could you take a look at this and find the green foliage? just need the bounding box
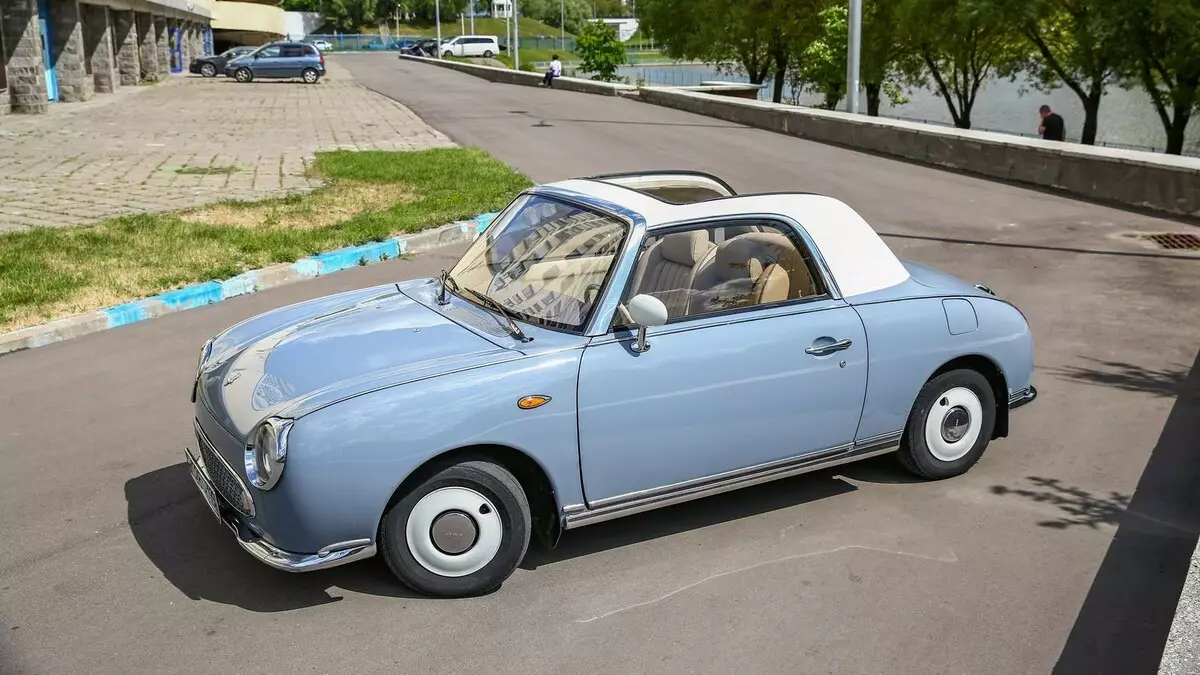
[576,21,627,81]
[323,0,382,31]
[897,0,1028,128]
[792,3,847,109]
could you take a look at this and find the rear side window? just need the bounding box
[280,45,305,58]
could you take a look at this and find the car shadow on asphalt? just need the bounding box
[520,470,860,570]
[124,463,424,612]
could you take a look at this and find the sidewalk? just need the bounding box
[0,58,452,233]
[1161,541,1200,674]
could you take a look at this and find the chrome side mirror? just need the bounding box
[626,294,668,353]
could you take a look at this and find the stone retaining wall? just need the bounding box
[397,54,636,97]
[638,87,1200,218]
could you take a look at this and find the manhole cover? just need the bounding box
[1142,233,1200,250]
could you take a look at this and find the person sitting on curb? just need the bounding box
[542,55,563,87]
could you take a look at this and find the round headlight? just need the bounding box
[245,417,291,490]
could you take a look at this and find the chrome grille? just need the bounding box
[195,420,254,518]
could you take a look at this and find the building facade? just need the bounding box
[0,0,216,114]
[0,0,286,114]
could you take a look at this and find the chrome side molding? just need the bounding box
[562,431,904,530]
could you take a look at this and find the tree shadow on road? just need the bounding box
[124,463,422,613]
[1049,346,1200,674]
[1046,357,1188,399]
[990,477,1131,530]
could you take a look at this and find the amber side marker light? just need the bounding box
[517,395,551,410]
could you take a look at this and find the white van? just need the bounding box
[441,35,500,58]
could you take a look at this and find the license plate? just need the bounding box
[187,450,223,523]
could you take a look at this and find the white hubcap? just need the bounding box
[406,487,502,577]
[924,386,983,462]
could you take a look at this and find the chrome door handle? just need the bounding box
[805,339,853,356]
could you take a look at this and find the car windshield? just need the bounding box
[447,194,628,332]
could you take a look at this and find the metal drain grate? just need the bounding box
[1143,233,1200,250]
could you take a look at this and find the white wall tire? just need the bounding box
[899,369,997,479]
[380,460,530,597]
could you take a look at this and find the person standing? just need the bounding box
[1038,105,1066,141]
[542,55,562,87]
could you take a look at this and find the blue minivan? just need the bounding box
[225,41,326,84]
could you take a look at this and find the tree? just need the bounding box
[1104,0,1200,155]
[898,0,1026,129]
[576,20,627,81]
[791,2,847,109]
[978,0,1123,145]
[323,0,382,31]
[637,0,772,86]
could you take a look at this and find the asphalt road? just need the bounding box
[2,54,1199,675]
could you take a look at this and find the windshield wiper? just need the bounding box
[439,271,532,343]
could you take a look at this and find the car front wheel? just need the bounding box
[380,460,531,597]
[200,63,216,77]
[302,68,320,84]
[897,368,996,479]
[234,67,253,83]
[443,50,453,58]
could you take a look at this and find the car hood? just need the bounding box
[199,283,517,439]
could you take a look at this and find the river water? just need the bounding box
[609,63,1200,156]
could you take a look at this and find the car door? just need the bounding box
[576,219,869,506]
[250,44,282,77]
[278,44,305,76]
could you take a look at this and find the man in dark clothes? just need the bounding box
[1038,105,1066,141]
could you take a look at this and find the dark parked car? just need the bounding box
[401,38,439,57]
[189,46,256,78]
[225,42,326,84]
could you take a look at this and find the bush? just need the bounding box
[576,21,626,82]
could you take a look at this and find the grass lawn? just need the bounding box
[0,148,532,333]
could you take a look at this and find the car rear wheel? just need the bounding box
[200,63,216,77]
[380,460,530,597]
[483,49,494,58]
[302,68,320,84]
[897,369,996,479]
[234,67,253,83]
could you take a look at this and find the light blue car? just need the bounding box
[186,170,1036,597]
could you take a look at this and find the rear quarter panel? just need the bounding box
[852,296,1034,440]
[251,348,585,553]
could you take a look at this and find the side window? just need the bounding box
[280,45,304,58]
[257,46,281,58]
[619,221,827,325]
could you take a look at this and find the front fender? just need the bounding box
[250,348,584,553]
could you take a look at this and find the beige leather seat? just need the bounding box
[627,230,716,318]
[687,232,815,315]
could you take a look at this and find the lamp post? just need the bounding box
[845,0,862,113]
[470,0,475,33]
[560,0,565,50]
[513,0,520,70]
[435,0,442,58]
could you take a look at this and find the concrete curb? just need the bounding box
[0,212,500,357]
[397,53,638,96]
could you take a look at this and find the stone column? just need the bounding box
[50,0,93,102]
[1,0,49,113]
[153,15,168,75]
[178,21,190,64]
[113,10,139,86]
[136,11,157,80]
[82,4,116,93]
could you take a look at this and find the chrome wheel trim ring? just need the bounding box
[924,386,984,462]
[406,487,502,577]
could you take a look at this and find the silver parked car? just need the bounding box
[186,170,1036,597]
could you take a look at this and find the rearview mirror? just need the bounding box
[626,294,667,353]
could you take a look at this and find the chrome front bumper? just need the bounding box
[184,447,376,572]
[1008,385,1038,410]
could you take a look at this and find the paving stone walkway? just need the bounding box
[0,58,453,233]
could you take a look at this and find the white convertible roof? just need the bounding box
[544,177,911,298]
